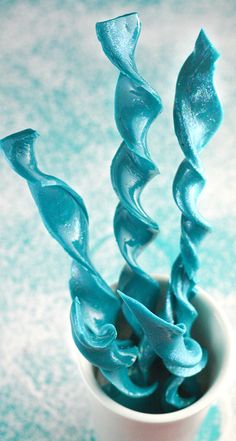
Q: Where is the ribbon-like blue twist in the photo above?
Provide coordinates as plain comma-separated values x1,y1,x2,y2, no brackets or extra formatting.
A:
168,30,223,331
96,13,162,327
0,128,156,397
164,29,223,408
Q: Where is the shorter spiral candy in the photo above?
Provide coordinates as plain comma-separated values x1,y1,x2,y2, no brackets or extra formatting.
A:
0,128,156,397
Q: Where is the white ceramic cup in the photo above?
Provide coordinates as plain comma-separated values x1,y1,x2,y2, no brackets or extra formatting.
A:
76,276,232,441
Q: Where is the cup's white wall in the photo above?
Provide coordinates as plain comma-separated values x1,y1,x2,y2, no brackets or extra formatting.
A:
87,392,207,441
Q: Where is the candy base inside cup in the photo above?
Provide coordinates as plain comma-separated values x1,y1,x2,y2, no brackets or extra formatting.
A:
94,277,229,414
77,277,230,441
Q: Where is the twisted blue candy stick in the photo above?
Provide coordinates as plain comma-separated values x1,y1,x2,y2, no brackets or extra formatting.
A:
168,30,223,333
96,13,162,335
1,128,157,397
162,30,223,410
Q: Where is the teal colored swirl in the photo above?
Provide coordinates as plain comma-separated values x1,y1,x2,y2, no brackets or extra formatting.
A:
0,128,156,398
169,30,223,333
0,22,223,412
96,12,162,336
96,15,211,410
164,29,223,408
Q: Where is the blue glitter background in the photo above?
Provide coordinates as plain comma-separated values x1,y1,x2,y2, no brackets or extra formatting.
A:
0,1,235,440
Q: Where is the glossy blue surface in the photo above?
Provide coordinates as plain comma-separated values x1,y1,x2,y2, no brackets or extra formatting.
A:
96,13,164,398
0,128,147,397
0,1,234,439
0,11,223,413
97,13,162,335
95,14,221,411
169,30,223,334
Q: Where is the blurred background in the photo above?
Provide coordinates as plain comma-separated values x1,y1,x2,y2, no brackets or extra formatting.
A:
0,1,235,440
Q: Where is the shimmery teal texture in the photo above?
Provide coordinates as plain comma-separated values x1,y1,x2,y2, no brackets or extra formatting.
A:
0,0,235,440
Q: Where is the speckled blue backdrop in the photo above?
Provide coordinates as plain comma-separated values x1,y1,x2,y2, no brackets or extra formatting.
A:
0,1,235,440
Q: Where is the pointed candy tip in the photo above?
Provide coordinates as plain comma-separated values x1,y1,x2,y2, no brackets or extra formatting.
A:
118,290,140,312
117,290,130,304
96,12,140,40
118,290,146,317
0,128,39,149
195,28,220,61
96,11,138,27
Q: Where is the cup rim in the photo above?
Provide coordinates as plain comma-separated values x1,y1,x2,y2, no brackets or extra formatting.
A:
76,275,232,424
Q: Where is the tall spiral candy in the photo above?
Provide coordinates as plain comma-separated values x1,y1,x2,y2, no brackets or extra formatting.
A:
0,128,157,398
96,13,162,335
168,30,223,334
161,29,223,410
